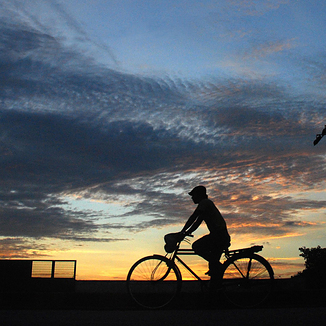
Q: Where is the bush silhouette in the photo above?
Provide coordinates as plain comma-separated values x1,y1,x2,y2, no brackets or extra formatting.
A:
299,246,326,288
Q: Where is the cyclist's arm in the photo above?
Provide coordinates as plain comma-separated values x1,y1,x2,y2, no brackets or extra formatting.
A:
184,215,203,235
181,207,204,235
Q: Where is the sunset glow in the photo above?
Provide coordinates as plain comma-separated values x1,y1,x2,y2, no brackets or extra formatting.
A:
1,0,326,280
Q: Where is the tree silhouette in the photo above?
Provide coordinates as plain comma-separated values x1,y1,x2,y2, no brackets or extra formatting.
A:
298,246,326,288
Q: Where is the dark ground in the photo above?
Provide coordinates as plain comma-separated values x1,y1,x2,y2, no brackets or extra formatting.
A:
0,279,325,325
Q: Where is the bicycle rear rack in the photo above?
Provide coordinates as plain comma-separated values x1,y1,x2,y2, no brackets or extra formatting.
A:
226,245,263,257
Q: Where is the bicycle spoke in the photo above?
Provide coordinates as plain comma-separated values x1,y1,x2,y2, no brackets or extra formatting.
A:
247,258,252,279
230,260,246,279
248,259,270,279
222,254,273,307
127,256,181,309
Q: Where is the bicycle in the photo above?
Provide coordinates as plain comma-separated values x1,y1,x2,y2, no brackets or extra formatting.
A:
126,236,274,309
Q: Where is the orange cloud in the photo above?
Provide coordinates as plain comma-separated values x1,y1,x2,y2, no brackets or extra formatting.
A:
229,0,289,16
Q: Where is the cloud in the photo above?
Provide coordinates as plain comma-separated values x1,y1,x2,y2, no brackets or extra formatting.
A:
0,237,47,259
0,0,118,68
245,39,298,59
1,2,326,259
228,0,289,17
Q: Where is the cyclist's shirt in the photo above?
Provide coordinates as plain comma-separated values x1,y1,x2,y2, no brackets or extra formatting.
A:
195,198,228,235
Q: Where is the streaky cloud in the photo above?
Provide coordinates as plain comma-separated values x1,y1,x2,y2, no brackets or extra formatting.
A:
1,1,326,260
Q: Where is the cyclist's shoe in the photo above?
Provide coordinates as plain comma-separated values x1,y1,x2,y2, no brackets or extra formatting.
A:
206,262,223,276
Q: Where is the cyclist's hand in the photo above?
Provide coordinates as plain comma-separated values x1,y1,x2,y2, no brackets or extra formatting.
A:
177,231,193,241
177,231,186,242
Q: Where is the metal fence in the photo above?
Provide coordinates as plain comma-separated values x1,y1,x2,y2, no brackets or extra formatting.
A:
31,260,77,279
0,259,77,292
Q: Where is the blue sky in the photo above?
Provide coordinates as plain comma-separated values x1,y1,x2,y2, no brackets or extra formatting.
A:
1,0,326,279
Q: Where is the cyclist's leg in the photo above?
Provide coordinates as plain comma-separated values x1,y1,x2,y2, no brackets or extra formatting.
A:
192,234,212,261
208,249,224,291
192,235,224,288
209,232,230,283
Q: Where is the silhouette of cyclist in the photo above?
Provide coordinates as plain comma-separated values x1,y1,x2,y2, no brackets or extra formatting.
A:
180,185,231,289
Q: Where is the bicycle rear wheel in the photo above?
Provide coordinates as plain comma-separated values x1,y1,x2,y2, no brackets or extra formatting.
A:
222,253,274,307
127,255,181,309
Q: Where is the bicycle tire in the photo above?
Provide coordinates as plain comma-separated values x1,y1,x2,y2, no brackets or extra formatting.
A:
222,253,274,307
126,255,182,309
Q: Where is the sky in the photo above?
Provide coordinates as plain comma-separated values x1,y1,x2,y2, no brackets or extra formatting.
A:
1,0,326,280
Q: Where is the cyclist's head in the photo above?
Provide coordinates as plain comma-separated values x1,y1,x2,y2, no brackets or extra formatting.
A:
188,185,208,203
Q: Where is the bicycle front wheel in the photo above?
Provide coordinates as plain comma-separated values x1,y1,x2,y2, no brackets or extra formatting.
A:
222,253,274,307
127,255,182,309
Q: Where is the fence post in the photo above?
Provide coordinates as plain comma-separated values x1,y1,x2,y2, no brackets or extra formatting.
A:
51,261,55,279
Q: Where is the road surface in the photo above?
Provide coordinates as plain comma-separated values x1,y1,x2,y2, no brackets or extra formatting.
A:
0,307,324,326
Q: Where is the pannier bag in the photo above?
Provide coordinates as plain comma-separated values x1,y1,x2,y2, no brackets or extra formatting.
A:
164,232,181,253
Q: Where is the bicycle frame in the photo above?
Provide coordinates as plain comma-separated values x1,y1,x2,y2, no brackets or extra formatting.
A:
165,242,266,282
172,248,203,281
127,240,274,309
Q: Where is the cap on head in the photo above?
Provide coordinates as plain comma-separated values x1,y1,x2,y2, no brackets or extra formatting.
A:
188,185,207,197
